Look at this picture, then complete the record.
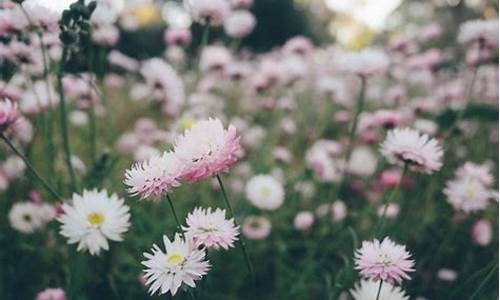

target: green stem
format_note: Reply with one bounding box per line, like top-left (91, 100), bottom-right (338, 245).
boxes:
top-left (328, 77), bottom-right (366, 209)
top-left (0, 134), bottom-right (62, 201)
top-left (467, 263), bottom-right (498, 300)
top-left (215, 174), bottom-right (256, 291)
top-left (165, 194), bottom-right (185, 238)
top-left (375, 280), bottom-right (383, 300)
top-left (56, 45), bottom-right (78, 191)
top-left (373, 162), bottom-right (409, 238)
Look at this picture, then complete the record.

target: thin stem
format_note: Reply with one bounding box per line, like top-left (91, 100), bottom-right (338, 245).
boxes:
top-left (200, 26), bottom-right (210, 52)
top-left (215, 174), bottom-right (256, 291)
top-left (187, 288), bottom-right (197, 300)
top-left (165, 194), bottom-right (185, 238)
top-left (56, 45), bottom-right (78, 191)
top-left (0, 134), bottom-right (62, 201)
top-left (373, 162), bottom-right (409, 238)
top-left (328, 77), bottom-right (366, 210)
top-left (467, 263), bottom-right (498, 300)
top-left (375, 280), bottom-right (383, 300)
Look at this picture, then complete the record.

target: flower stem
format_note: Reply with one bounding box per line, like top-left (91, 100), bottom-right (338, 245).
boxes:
top-left (165, 194), bottom-right (185, 238)
top-left (467, 263), bottom-right (498, 300)
top-left (375, 280), bottom-right (383, 300)
top-left (215, 174), bottom-right (256, 291)
top-left (373, 162), bottom-right (409, 238)
top-left (0, 133), bottom-right (62, 201)
top-left (56, 45), bottom-right (78, 191)
top-left (328, 76), bottom-right (366, 210)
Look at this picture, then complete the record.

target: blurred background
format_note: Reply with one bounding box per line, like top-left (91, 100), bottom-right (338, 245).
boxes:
top-left (33, 0), bottom-right (499, 55)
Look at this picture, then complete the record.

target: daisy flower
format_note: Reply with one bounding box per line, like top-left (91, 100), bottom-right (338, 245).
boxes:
top-left (455, 162), bottom-right (494, 186)
top-left (58, 189), bottom-right (131, 255)
top-left (183, 207), bottom-right (239, 250)
top-left (380, 127), bottom-right (443, 174)
top-left (124, 151), bottom-right (183, 200)
top-left (142, 234), bottom-right (210, 296)
top-left (242, 216), bottom-right (272, 240)
top-left (355, 237), bottom-right (415, 284)
top-left (8, 202), bottom-right (48, 234)
top-left (444, 177), bottom-right (493, 213)
top-left (338, 48), bottom-right (389, 77)
top-left (245, 174), bottom-right (284, 210)
top-left (457, 19), bottom-right (499, 44)
top-left (350, 280), bottom-right (409, 300)
top-left (173, 118), bottom-right (241, 183)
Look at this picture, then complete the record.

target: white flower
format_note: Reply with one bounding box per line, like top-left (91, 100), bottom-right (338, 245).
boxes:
top-left (348, 146), bottom-right (378, 177)
top-left (142, 234), bottom-right (210, 296)
top-left (8, 202), bottom-right (55, 234)
top-left (350, 280), bottom-right (409, 300)
top-left (245, 175), bottom-right (284, 210)
top-left (457, 19), bottom-right (499, 44)
top-left (223, 10), bottom-right (256, 38)
top-left (338, 48), bottom-right (389, 76)
top-left (380, 127), bottom-right (443, 174)
top-left (444, 177), bottom-right (494, 213)
top-left (58, 189), bottom-right (131, 255)
top-left (183, 207), bottom-right (239, 250)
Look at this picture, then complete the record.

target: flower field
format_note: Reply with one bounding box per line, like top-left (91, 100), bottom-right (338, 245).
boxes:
top-left (0, 0), bottom-right (498, 299)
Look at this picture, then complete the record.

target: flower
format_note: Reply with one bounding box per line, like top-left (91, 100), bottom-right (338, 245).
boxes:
top-left (242, 216), bottom-right (271, 240)
top-left (0, 98), bottom-right (19, 130)
top-left (174, 118), bottom-right (240, 183)
top-left (355, 237), bottom-right (415, 284)
top-left (142, 234), bottom-right (210, 296)
top-left (437, 268), bottom-right (457, 282)
top-left (199, 45), bottom-right (232, 73)
top-left (245, 174), bottom-right (284, 210)
top-left (471, 219), bottom-right (493, 246)
top-left (338, 48), bottom-right (389, 77)
top-left (223, 10), bottom-right (256, 38)
top-left (186, 0), bottom-right (230, 25)
top-left (36, 288), bottom-right (66, 300)
top-left (457, 19), bottom-right (499, 45)
top-left (58, 189), bottom-right (131, 255)
top-left (124, 151), bottom-right (183, 199)
top-left (183, 207), bottom-right (239, 250)
top-left (444, 177), bottom-right (493, 213)
top-left (350, 280), bottom-right (409, 300)
top-left (293, 211), bottom-right (314, 231)
top-left (8, 202), bottom-right (54, 234)
top-left (455, 162), bottom-right (494, 186)
top-left (380, 127), bottom-right (443, 174)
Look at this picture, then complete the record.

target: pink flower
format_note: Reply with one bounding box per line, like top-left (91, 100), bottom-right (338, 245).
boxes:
top-left (379, 169), bottom-right (403, 188)
top-left (371, 110), bottom-right (403, 129)
top-left (199, 45), bottom-right (232, 73)
top-left (242, 216), bottom-right (271, 240)
top-left (223, 10), bottom-right (256, 38)
top-left (183, 207), bottom-right (239, 250)
top-left (380, 127), bottom-right (443, 174)
top-left (294, 211), bottom-right (314, 231)
top-left (230, 0), bottom-right (253, 9)
top-left (188, 0), bottom-right (231, 26)
top-left (0, 98), bottom-right (19, 130)
top-left (36, 288), bottom-right (66, 300)
top-left (282, 36), bottom-right (314, 56)
top-left (355, 237), bottom-right (415, 284)
top-left (164, 28), bottom-right (192, 45)
top-left (455, 162), bottom-right (494, 186)
top-left (174, 118), bottom-right (240, 183)
top-left (124, 151), bottom-right (183, 199)
top-left (471, 219), bottom-right (493, 246)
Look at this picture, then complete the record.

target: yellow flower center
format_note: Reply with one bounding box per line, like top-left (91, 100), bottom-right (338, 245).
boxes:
top-left (87, 212), bottom-right (105, 226)
top-left (260, 186), bottom-right (271, 197)
top-left (166, 254), bottom-right (185, 265)
top-left (464, 186), bottom-right (476, 199)
top-left (378, 253), bottom-right (392, 265)
top-left (132, 4), bottom-right (161, 26)
top-left (180, 118), bottom-right (194, 130)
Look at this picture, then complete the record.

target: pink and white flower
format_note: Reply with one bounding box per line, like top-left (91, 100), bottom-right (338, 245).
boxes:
top-left (355, 237), bottom-right (415, 284)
